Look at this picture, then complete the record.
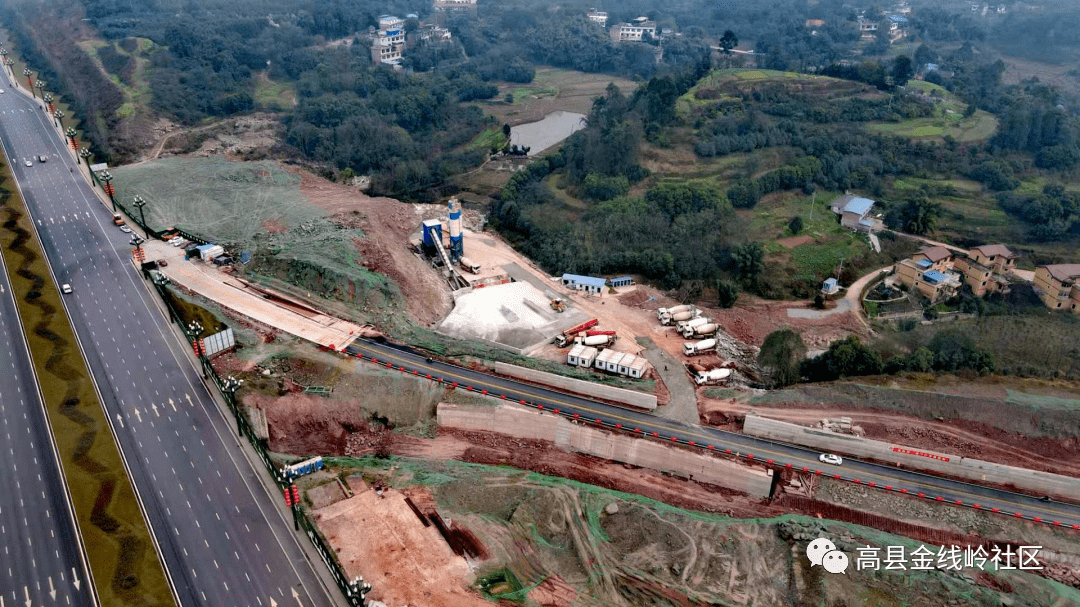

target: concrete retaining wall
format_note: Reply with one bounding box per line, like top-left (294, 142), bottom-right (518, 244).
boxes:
top-left (743, 415), bottom-right (1080, 501)
top-left (439, 404), bottom-right (772, 497)
top-left (489, 361), bottom-right (657, 411)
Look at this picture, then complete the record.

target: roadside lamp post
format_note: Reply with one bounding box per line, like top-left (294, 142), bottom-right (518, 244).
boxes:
top-left (34, 79), bottom-right (45, 103)
top-left (43, 92), bottom-right (54, 114)
top-left (0, 49), bottom-right (7, 71)
top-left (98, 170), bottom-right (115, 211)
top-left (65, 127), bottom-right (78, 151)
top-left (79, 148), bottom-right (92, 178)
top-left (22, 68), bottom-right (33, 94)
top-left (223, 376), bottom-right (244, 437)
top-left (5, 59), bottom-right (13, 77)
top-left (132, 195), bottom-right (148, 236)
top-left (54, 109), bottom-right (65, 129)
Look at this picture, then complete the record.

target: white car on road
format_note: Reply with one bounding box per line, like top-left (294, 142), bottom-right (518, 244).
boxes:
top-left (61, 284), bottom-right (72, 294)
top-left (24, 160), bottom-right (32, 167)
top-left (818, 453), bottom-right (843, 466)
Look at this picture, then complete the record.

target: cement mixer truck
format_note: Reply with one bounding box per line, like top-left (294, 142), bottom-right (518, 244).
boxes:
top-left (676, 316), bottom-right (710, 334)
top-left (657, 304), bottom-right (694, 320)
top-left (693, 368), bottom-right (731, 385)
top-left (683, 338), bottom-right (717, 356)
top-left (680, 322), bottom-right (719, 339)
top-left (575, 333), bottom-right (618, 348)
top-left (660, 309), bottom-right (698, 325)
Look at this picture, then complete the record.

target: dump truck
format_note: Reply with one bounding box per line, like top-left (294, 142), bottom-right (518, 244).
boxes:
top-left (676, 316), bottom-right (710, 333)
top-left (693, 368), bottom-right (731, 385)
top-left (683, 338), bottom-right (717, 356)
top-left (459, 257), bottom-right (480, 274)
top-left (657, 304), bottom-right (694, 320)
top-left (660, 310), bottom-right (696, 326)
top-left (575, 333), bottom-right (617, 348)
top-left (552, 318), bottom-right (599, 347)
top-left (680, 322), bottom-right (719, 339)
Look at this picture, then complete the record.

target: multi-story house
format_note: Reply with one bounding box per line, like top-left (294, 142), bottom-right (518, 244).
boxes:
top-left (1033, 264), bottom-right (1080, 313)
top-left (587, 9), bottom-right (608, 28)
top-left (611, 17), bottom-right (657, 42)
top-left (371, 16), bottom-right (406, 65)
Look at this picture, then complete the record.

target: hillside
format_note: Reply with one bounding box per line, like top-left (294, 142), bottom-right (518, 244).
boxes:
top-left (487, 67), bottom-right (1080, 303)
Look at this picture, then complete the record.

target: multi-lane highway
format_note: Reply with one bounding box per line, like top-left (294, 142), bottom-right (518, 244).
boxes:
top-left (346, 339), bottom-right (1080, 529)
top-left (0, 213), bottom-right (94, 607)
top-left (0, 76), bottom-right (335, 604)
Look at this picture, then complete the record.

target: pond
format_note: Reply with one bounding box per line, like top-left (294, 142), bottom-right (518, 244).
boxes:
top-left (509, 111), bottom-right (587, 155)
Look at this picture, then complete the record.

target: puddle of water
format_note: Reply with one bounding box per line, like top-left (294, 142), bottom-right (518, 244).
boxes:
top-left (509, 111), bottom-right (587, 155)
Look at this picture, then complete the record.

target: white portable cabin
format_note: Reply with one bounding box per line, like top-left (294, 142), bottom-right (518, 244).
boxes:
top-left (605, 351), bottom-right (629, 373)
top-left (626, 356), bottom-right (650, 379)
top-left (577, 346), bottom-right (598, 367)
top-left (594, 348), bottom-right (620, 372)
top-left (616, 353), bottom-right (638, 376)
top-left (567, 344), bottom-right (586, 366)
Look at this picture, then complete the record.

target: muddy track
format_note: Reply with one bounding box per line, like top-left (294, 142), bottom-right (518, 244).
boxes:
top-left (0, 171), bottom-right (155, 599)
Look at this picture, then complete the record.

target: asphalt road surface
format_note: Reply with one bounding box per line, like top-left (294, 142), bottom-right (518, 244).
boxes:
top-left (0, 78), bottom-right (334, 605)
top-left (346, 339), bottom-right (1080, 529)
top-left (0, 220), bottom-right (94, 607)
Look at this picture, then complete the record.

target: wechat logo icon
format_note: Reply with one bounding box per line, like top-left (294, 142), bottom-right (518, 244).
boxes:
top-left (807, 537), bottom-right (849, 574)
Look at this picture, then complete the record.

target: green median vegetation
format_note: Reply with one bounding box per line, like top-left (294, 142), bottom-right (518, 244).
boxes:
top-left (0, 159), bottom-right (172, 607)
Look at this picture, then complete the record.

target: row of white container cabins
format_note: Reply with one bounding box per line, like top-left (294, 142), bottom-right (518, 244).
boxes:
top-left (566, 344), bottom-right (650, 378)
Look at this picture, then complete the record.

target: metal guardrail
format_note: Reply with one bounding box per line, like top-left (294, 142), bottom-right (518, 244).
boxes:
top-left (148, 278), bottom-right (369, 606)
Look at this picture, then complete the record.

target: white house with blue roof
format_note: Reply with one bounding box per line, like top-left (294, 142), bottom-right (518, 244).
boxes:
top-left (561, 273), bottom-right (607, 294)
top-left (832, 194), bottom-right (880, 233)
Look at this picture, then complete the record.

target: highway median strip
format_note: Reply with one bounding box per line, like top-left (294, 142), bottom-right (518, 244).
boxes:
top-left (0, 157), bottom-right (173, 607)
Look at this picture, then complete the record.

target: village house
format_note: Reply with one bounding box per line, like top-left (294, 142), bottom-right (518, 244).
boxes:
top-left (831, 194), bottom-right (879, 232)
top-left (1033, 264), bottom-right (1080, 313)
top-left (611, 17), bottom-right (657, 42)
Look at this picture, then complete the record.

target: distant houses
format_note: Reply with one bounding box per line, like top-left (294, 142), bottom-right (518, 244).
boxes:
top-left (587, 9), bottom-right (608, 28)
top-left (895, 244), bottom-right (1017, 303)
top-left (370, 13), bottom-right (452, 66)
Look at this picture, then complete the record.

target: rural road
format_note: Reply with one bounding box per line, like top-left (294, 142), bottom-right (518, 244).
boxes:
top-left (0, 70), bottom-right (340, 606)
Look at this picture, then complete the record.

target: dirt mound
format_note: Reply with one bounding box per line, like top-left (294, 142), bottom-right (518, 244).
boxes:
top-left (291, 167), bottom-right (452, 326)
top-left (708, 297), bottom-right (864, 348)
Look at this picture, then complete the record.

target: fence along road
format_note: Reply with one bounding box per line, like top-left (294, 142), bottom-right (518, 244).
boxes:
top-left (0, 66), bottom-right (335, 606)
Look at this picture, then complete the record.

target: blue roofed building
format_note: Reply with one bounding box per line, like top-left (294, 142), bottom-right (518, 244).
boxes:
top-left (561, 273), bottom-right (607, 294)
top-left (832, 194), bottom-right (880, 232)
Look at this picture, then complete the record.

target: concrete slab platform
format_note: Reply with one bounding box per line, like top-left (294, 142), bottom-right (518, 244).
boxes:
top-left (144, 240), bottom-right (362, 349)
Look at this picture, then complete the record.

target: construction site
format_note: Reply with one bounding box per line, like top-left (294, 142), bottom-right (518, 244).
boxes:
top-left (107, 155), bottom-right (1080, 607)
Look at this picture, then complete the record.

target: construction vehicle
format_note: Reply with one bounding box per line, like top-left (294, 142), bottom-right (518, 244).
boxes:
top-left (550, 298), bottom-right (565, 313)
top-left (575, 333), bottom-right (617, 348)
top-left (683, 338), bottom-right (717, 356)
top-left (676, 316), bottom-right (710, 334)
top-left (660, 310), bottom-right (697, 326)
top-left (680, 322), bottom-right (719, 339)
top-left (585, 329), bottom-right (616, 336)
top-left (552, 318), bottom-right (599, 347)
top-left (693, 367), bottom-right (731, 385)
top-left (112, 213), bottom-right (126, 226)
top-left (459, 257), bottom-right (480, 274)
top-left (657, 304), bottom-right (694, 320)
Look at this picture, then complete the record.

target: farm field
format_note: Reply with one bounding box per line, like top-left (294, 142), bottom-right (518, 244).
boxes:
top-left (475, 66), bottom-right (639, 126)
top-left (865, 80), bottom-right (998, 143)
